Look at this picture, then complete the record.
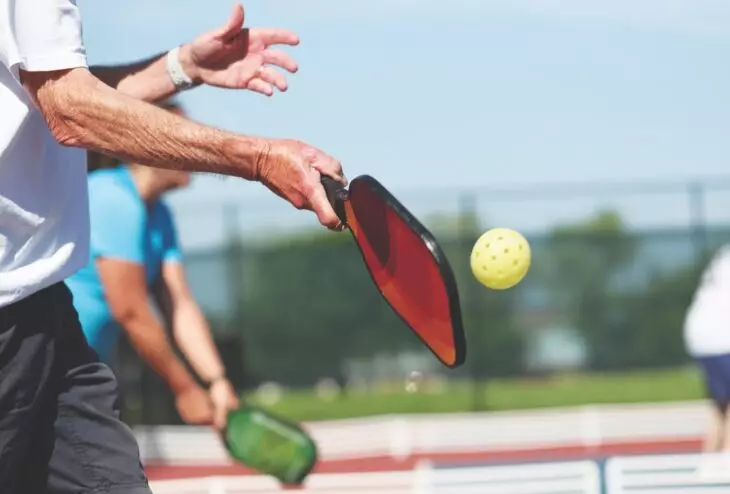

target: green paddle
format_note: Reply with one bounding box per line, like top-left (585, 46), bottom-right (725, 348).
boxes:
top-left (221, 404), bottom-right (318, 485)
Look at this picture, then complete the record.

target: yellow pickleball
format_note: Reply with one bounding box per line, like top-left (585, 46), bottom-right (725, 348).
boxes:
top-left (470, 228), bottom-right (531, 290)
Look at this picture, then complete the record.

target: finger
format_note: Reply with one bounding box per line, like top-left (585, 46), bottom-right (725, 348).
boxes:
top-left (262, 49), bottom-right (298, 73)
top-left (300, 145), bottom-right (346, 184)
top-left (252, 28), bottom-right (300, 47)
top-left (258, 67), bottom-right (288, 92)
top-left (247, 78), bottom-right (274, 96)
top-left (308, 178), bottom-right (344, 230)
top-left (215, 3), bottom-right (245, 42)
top-left (311, 156), bottom-right (346, 185)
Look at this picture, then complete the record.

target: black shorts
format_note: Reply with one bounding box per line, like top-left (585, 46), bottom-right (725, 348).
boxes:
top-left (0, 282), bottom-right (152, 494)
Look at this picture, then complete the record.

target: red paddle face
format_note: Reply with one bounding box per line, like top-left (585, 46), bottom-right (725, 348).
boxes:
top-left (325, 176), bottom-right (465, 368)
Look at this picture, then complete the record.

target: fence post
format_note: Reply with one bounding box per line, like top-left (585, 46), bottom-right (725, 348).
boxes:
top-left (222, 203), bottom-right (243, 322)
top-left (457, 193), bottom-right (484, 411)
top-left (209, 476), bottom-right (227, 494)
top-left (388, 417), bottom-right (413, 461)
top-left (412, 459), bottom-right (433, 494)
top-left (688, 182), bottom-right (708, 261)
top-left (580, 405), bottom-right (602, 455)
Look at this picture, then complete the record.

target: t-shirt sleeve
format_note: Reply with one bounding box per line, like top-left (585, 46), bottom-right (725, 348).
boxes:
top-left (88, 177), bottom-right (146, 265)
top-left (159, 203), bottom-right (183, 264)
top-left (4, 0), bottom-right (87, 71)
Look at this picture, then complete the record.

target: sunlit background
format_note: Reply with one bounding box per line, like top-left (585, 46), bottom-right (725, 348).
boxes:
top-left (79, 1), bottom-right (730, 492)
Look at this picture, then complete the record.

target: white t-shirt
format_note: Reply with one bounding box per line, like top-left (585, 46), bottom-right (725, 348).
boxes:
top-left (0, 0), bottom-right (90, 307)
top-left (684, 245), bottom-right (730, 357)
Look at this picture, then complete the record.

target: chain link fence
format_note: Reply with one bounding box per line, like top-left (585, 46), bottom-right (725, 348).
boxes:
top-left (113, 178), bottom-right (730, 425)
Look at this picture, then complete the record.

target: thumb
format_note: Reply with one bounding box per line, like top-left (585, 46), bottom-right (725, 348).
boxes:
top-left (215, 3), bottom-right (245, 41)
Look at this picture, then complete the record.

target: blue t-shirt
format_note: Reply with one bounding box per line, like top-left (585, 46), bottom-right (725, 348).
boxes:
top-left (66, 166), bottom-right (182, 363)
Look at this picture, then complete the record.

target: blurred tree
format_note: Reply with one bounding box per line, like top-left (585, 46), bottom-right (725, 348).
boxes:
top-left (441, 205), bottom-right (524, 410)
top-left (425, 210), bottom-right (480, 237)
top-left (230, 230), bottom-right (424, 388)
top-left (223, 210), bottom-right (525, 391)
top-left (544, 210), bottom-right (638, 370)
top-left (441, 238), bottom-right (524, 375)
top-left (621, 257), bottom-right (705, 368)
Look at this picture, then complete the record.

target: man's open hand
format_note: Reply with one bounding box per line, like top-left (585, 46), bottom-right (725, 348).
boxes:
top-left (256, 140), bottom-right (347, 231)
top-left (181, 3), bottom-right (299, 96)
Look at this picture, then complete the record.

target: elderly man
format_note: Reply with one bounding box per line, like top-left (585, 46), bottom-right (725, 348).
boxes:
top-left (0, 1), bottom-right (345, 493)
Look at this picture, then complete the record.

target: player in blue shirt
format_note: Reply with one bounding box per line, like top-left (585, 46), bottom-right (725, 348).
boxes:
top-left (66, 100), bottom-right (238, 430)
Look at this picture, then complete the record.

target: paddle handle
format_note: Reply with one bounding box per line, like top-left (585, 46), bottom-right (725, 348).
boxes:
top-left (320, 176), bottom-right (348, 201)
top-left (320, 176), bottom-right (349, 224)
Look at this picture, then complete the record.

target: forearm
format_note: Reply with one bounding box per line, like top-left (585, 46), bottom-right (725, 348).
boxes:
top-left (35, 68), bottom-right (266, 179)
top-left (90, 45), bottom-right (197, 102)
top-left (172, 301), bottom-right (227, 384)
top-left (120, 309), bottom-right (198, 394)
top-left (90, 52), bottom-right (172, 102)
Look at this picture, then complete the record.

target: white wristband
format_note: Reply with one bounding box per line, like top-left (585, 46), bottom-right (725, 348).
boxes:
top-left (166, 46), bottom-right (195, 91)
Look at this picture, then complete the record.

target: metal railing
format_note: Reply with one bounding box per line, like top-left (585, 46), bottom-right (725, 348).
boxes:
top-left (135, 401), bottom-right (708, 465)
top-left (149, 452), bottom-right (730, 494)
top-left (605, 453), bottom-right (730, 494)
top-left (149, 460), bottom-right (603, 494)
top-left (117, 176), bottom-right (730, 425)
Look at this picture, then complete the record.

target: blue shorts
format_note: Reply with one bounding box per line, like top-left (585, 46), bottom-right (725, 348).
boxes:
top-left (698, 354), bottom-right (730, 410)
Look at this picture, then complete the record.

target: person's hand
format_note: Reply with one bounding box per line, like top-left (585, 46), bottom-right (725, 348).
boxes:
top-left (256, 139), bottom-right (347, 230)
top-left (181, 3), bottom-right (299, 96)
top-left (175, 385), bottom-right (214, 425)
top-left (209, 378), bottom-right (239, 431)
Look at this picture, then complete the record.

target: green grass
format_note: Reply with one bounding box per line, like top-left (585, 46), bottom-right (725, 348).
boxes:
top-left (249, 367), bottom-right (706, 421)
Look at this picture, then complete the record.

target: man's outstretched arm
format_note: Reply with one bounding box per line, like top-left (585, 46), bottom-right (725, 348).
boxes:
top-left (21, 65), bottom-right (343, 229)
top-left (23, 67), bottom-right (263, 178)
top-left (11, 0), bottom-right (344, 229)
top-left (90, 5), bottom-right (298, 102)
top-left (90, 51), bottom-right (175, 102)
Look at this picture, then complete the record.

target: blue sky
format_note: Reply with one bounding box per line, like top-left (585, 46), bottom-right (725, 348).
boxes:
top-left (77, 0), bottom-right (730, 250)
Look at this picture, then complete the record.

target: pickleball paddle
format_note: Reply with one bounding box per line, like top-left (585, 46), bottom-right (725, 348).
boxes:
top-left (321, 175), bottom-right (466, 368)
top-left (222, 404), bottom-right (317, 485)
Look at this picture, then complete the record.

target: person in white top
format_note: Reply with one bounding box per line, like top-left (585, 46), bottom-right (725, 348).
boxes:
top-left (0, 1), bottom-right (346, 492)
top-left (684, 244), bottom-right (730, 453)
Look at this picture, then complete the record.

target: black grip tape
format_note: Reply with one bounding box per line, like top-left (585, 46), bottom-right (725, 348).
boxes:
top-left (320, 176), bottom-right (349, 224)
